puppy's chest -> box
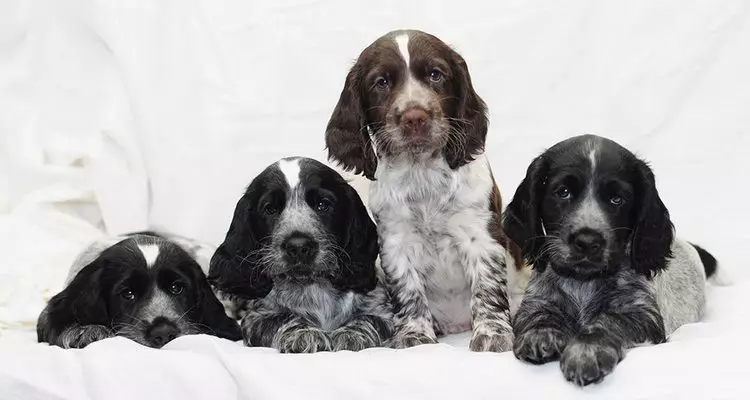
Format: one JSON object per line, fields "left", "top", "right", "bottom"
{"left": 270, "top": 282, "right": 356, "bottom": 331}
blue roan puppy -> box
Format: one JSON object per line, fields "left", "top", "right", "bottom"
{"left": 37, "top": 233, "right": 241, "bottom": 348}
{"left": 503, "top": 134, "right": 717, "bottom": 386}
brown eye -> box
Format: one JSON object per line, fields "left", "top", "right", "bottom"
{"left": 610, "top": 196, "right": 624, "bottom": 206}
{"left": 374, "top": 76, "right": 389, "bottom": 90}
{"left": 120, "top": 289, "right": 136, "bottom": 301}
{"left": 555, "top": 186, "right": 571, "bottom": 199}
{"left": 315, "top": 198, "right": 334, "bottom": 213}
{"left": 429, "top": 69, "right": 443, "bottom": 82}
{"left": 262, "top": 204, "right": 278, "bottom": 215}
{"left": 168, "top": 282, "right": 184, "bottom": 295}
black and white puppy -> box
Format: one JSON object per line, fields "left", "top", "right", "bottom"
{"left": 209, "top": 157, "right": 393, "bottom": 353}
{"left": 325, "top": 29, "right": 522, "bottom": 351}
{"left": 504, "top": 134, "right": 716, "bottom": 386}
{"left": 37, "top": 233, "right": 241, "bottom": 349}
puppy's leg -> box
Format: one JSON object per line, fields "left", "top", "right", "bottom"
{"left": 560, "top": 284, "right": 665, "bottom": 386}
{"left": 241, "top": 300, "right": 331, "bottom": 353}
{"left": 56, "top": 324, "right": 113, "bottom": 348}
{"left": 331, "top": 314, "right": 393, "bottom": 351}
{"left": 512, "top": 284, "right": 576, "bottom": 364}
{"left": 466, "top": 251, "right": 514, "bottom": 352}
{"left": 384, "top": 261, "right": 437, "bottom": 348}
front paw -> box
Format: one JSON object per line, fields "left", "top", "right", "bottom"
{"left": 560, "top": 340, "right": 622, "bottom": 386}
{"left": 470, "top": 330, "right": 513, "bottom": 353}
{"left": 59, "top": 325, "right": 113, "bottom": 349}
{"left": 331, "top": 328, "right": 377, "bottom": 351}
{"left": 514, "top": 328, "right": 569, "bottom": 364}
{"left": 390, "top": 332, "right": 437, "bottom": 349}
{"left": 275, "top": 327, "right": 331, "bottom": 354}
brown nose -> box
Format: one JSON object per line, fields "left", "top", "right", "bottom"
{"left": 400, "top": 108, "right": 430, "bottom": 136}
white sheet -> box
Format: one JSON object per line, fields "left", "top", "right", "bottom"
{"left": 1, "top": 0, "right": 749, "bottom": 398}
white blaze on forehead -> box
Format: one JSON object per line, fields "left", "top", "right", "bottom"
{"left": 137, "top": 244, "right": 160, "bottom": 268}
{"left": 589, "top": 149, "right": 597, "bottom": 172}
{"left": 278, "top": 158, "right": 301, "bottom": 189}
{"left": 395, "top": 34, "right": 410, "bottom": 68}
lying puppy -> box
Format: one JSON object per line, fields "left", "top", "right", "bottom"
{"left": 325, "top": 29, "right": 521, "bottom": 351}
{"left": 37, "top": 233, "right": 241, "bottom": 348}
{"left": 209, "top": 157, "right": 393, "bottom": 353}
{"left": 504, "top": 134, "right": 716, "bottom": 386}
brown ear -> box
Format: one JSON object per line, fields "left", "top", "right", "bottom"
{"left": 444, "top": 50, "right": 488, "bottom": 170}
{"left": 325, "top": 63, "right": 377, "bottom": 180}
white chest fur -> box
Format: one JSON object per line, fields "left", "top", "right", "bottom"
{"left": 370, "top": 155, "right": 500, "bottom": 334}
{"left": 268, "top": 281, "right": 356, "bottom": 331}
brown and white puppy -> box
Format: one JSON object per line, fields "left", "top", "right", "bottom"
{"left": 326, "top": 29, "right": 522, "bottom": 351}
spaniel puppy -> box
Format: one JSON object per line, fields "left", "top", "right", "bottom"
{"left": 504, "top": 134, "right": 716, "bottom": 386}
{"left": 209, "top": 157, "right": 393, "bottom": 353}
{"left": 325, "top": 29, "right": 521, "bottom": 351}
{"left": 37, "top": 233, "right": 241, "bottom": 349}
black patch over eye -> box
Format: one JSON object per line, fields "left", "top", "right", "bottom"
{"left": 167, "top": 281, "right": 184, "bottom": 295}
{"left": 120, "top": 288, "right": 136, "bottom": 301}
{"left": 374, "top": 76, "right": 389, "bottom": 90}
{"left": 429, "top": 69, "right": 443, "bottom": 82}
{"left": 555, "top": 186, "right": 571, "bottom": 199}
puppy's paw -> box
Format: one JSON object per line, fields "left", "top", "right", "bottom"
{"left": 560, "top": 340, "right": 622, "bottom": 386}
{"left": 469, "top": 331, "right": 513, "bottom": 353}
{"left": 276, "top": 327, "right": 331, "bottom": 354}
{"left": 60, "top": 325, "right": 113, "bottom": 349}
{"left": 513, "top": 328, "right": 569, "bottom": 364}
{"left": 390, "top": 332, "right": 437, "bottom": 349}
{"left": 331, "top": 328, "right": 376, "bottom": 352}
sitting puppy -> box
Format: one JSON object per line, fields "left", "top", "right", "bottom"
{"left": 37, "top": 233, "right": 242, "bottom": 348}
{"left": 504, "top": 134, "right": 716, "bottom": 386}
{"left": 209, "top": 157, "right": 393, "bottom": 353}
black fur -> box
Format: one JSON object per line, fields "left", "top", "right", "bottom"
{"left": 691, "top": 243, "right": 718, "bottom": 278}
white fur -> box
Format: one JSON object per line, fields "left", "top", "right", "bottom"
{"left": 395, "top": 34, "right": 410, "bottom": 68}
{"left": 278, "top": 158, "right": 301, "bottom": 189}
{"left": 392, "top": 33, "right": 433, "bottom": 115}
{"left": 137, "top": 244, "right": 160, "bottom": 268}
{"left": 139, "top": 288, "right": 180, "bottom": 323}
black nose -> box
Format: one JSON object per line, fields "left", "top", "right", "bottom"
{"left": 281, "top": 234, "right": 318, "bottom": 263}
{"left": 569, "top": 229, "right": 605, "bottom": 256}
{"left": 146, "top": 319, "right": 180, "bottom": 348}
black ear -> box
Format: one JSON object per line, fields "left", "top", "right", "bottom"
{"left": 325, "top": 63, "right": 378, "bottom": 180}
{"left": 631, "top": 159, "right": 674, "bottom": 277}
{"left": 37, "top": 262, "right": 109, "bottom": 344}
{"left": 191, "top": 268, "right": 242, "bottom": 341}
{"left": 502, "top": 155, "right": 549, "bottom": 267}
{"left": 444, "top": 50, "right": 489, "bottom": 170}
{"left": 208, "top": 195, "right": 273, "bottom": 299}
{"left": 331, "top": 185, "right": 378, "bottom": 293}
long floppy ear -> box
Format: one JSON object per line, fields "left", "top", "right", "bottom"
{"left": 444, "top": 50, "right": 489, "bottom": 170}
{"left": 37, "top": 262, "right": 109, "bottom": 344}
{"left": 208, "top": 195, "right": 273, "bottom": 299}
{"left": 331, "top": 185, "right": 378, "bottom": 293}
{"left": 502, "top": 155, "right": 549, "bottom": 267}
{"left": 631, "top": 159, "right": 674, "bottom": 277}
{"left": 325, "top": 63, "right": 378, "bottom": 180}
{"left": 188, "top": 265, "right": 242, "bottom": 341}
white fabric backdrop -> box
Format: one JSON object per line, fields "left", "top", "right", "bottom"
{"left": 1, "top": 0, "right": 749, "bottom": 398}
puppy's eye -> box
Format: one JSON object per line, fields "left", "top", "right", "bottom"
{"left": 167, "top": 282, "right": 184, "bottom": 295}
{"left": 315, "top": 198, "right": 334, "bottom": 213}
{"left": 374, "top": 76, "right": 389, "bottom": 90}
{"left": 554, "top": 186, "right": 571, "bottom": 199}
{"left": 610, "top": 196, "right": 624, "bottom": 206}
{"left": 120, "top": 289, "right": 136, "bottom": 301}
{"left": 429, "top": 69, "right": 443, "bottom": 82}
{"left": 262, "top": 204, "right": 278, "bottom": 215}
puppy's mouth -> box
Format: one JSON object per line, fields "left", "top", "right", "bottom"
{"left": 274, "top": 268, "right": 329, "bottom": 282}
{"left": 551, "top": 256, "right": 610, "bottom": 280}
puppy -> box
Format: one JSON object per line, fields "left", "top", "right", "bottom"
{"left": 209, "top": 157, "right": 393, "bottom": 353}
{"left": 37, "top": 233, "right": 241, "bottom": 348}
{"left": 504, "top": 134, "right": 716, "bottom": 386}
{"left": 325, "top": 29, "right": 521, "bottom": 351}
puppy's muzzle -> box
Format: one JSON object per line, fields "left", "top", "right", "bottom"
{"left": 569, "top": 228, "right": 605, "bottom": 259}
{"left": 281, "top": 233, "right": 319, "bottom": 264}
{"left": 145, "top": 317, "right": 181, "bottom": 348}
{"left": 399, "top": 107, "right": 431, "bottom": 138}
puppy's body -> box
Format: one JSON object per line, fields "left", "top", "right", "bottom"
{"left": 505, "top": 134, "right": 713, "bottom": 386}
{"left": 37, "top": 233, "right": 241, "bottom": 349}
{"left": 210, "top": 157, "right": 393, "bottom": 353}
{"left": 326, "top": 30, "right": 520, "bottom": 351}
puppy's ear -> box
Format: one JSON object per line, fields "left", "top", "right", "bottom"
{"left": 502, "top": 155, "right": 549, "bottom": 266}
{"left": 208, "top": 195, "right": 273, "bottom": 299}
{"left": 631, "top": 160, "right": 674, "bottom": 277}
{"left": 37, "top": 262, "right": 109, "bottom": 344}
{"left": 325, "top": 63, "right": 378, "bottom": 180}
{"left": 189, "top": 266, "right": 242, "bottom": 341}
{"left": 332, "top": 185, "right": 378, "bottom": 293}
{"left": 444, "top": 50, "right": 489, "bottom": 170}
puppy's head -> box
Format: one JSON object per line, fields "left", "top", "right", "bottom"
{"left": 40, "top": 235, "right": 241, "bottom": 348}
{"left": 209, "top": 157, "right": 378, "bottom": 297}
{"left": 325, "top": 29, "right": 488, "bottom": 179}
{"left": 503, "top": 135, "right": 674, "bottom": 279}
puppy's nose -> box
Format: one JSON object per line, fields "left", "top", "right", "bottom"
{"left": 281, "top": 234, "right": 318, "bottom": 263}
{"left": 146, "top": 318, "right": 180, "bottom": 348}
{"left": 570, "top": 229, "right": 605, "bottom": 256}
{"left": 400, "top": 108, "right": 430, "bottom": 136}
